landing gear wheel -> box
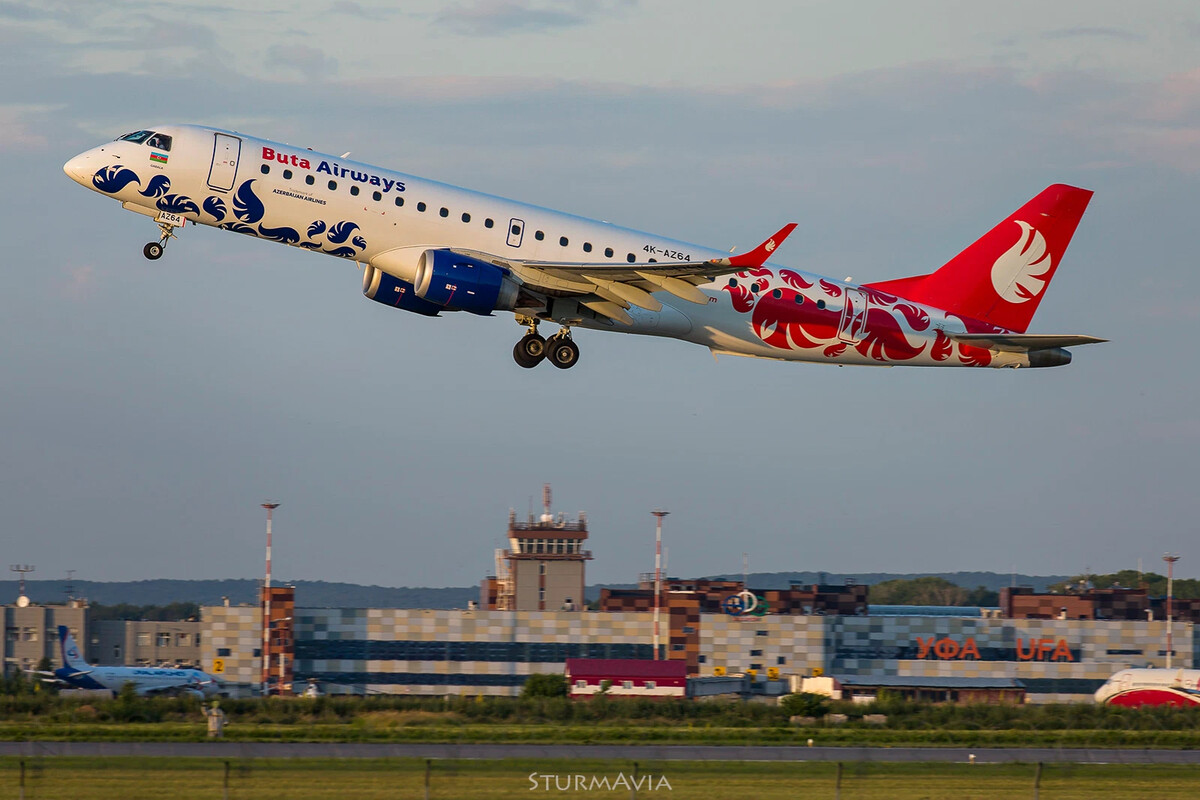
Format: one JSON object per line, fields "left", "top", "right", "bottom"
{"left": 547, "top": 336, "right": 580, "bottom": 370}
{"left": 143, "top": 242, "right": 164, "bottom": 260}
{"left": 513, "top": 334, "right": 547, "bottom": 368}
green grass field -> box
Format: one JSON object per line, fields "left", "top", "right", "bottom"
{"left": 1, "top": 757, "right": 1199, "bottom": 800}
{"left": 4, "top": 720, "right": 1200, "bottom": 749}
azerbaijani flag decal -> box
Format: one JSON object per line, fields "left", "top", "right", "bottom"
{"left": 150, "top": 151, "right": 168, "bottom": 164}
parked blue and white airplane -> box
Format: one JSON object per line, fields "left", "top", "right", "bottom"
{"left": 34, "top": 626, "right": 219, "bottom": 698}
{"left": 63, "top": 125, "right": 1103, "bottom": 370}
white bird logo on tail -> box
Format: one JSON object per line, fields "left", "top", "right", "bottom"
{"left": 991, "top": 220, "right": 1051, "bottom": 303}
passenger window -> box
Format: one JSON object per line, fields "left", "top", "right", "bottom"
{"left": 395, "top": 197, "right": 404, "bottom": 207}
{"left": 440, "top": 207, "right": 449, "bottom": 218}
{"left": 560, "top": 236, "right": 569, "bottom": 247}
{"left": 328, "top": 180, "right": 337, "bottom": 190}
{"left": 817, "top": 299, "right": 826, "bottom": 309}
{"left": 462, "top": 212, "right": 470, "bottom": 223}
{"left": 583, "top": 243, "right": 592, "bottom": 253}
{"left": 728, "top": 278, "right": 738, "bottom": 287}
{"left": 484, "top": 218, "right": 494, "bottom": 228}
{"left": 283, "top": 169, "right": 293, "bottom": 180}
{"left": 260, "top": 164, "right": 270, "bottom": 175}
{"left": 512, "top": 224, "right": 522, "bottom": 236}
{"left": 535, "top": 231, "right": 545, "bottom": 241}
{"left": 350, "top": 185, "right": 360, "bottom": 196}
{"left": 604, "top": 247, "right": 613, "bottom": 258}
{"left": 794, "top": 295, "right": 804, "bottom": 304}
{"left": 772, "top": 289, "right": 782, "bottom": 299}
{"left": 372, "top": 191, "right": 382, "bottom": 201}
{"left": 305, "top": 175, "right": 315, "bottom": 186}
{"left": 626, "top": 253, "right": 636, "bottom": 263}
{"left": 417, "top": 202, "right": 427, "bottom": 212}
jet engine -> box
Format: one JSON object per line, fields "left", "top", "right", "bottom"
{"left": 413, "top": 249, "right": 520, "bottom": 315}
{"left": 362, "top": 263, "right": 444, "bottom": 316}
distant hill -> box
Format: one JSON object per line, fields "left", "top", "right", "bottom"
{"left": 0, "top": 580, "right": 479, "bottom": 609}
{"left": 702, "top": 571, "right": 1071, "bottom": 593}
{"left": 1, "top": 571, "right": 1068, "bottom": 610}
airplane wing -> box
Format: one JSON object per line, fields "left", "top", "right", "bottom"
{"left": 451, "top": 223, "right": 798, "bottom": 325}
{"left": 945, "top": 333, "right": 1108, "bottom": 352}
{"left": 137, "top": 679, "right": 212, "bottom": 696}
{"left": 27, "top": 668, "right": 91, "bottom": 681}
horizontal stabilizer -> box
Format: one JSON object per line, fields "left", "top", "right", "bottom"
{"left": 946, "top": 332, "right": 1107, "bottom": 352}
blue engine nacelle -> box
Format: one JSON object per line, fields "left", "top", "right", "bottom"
{"left": 362, "top": 264, "right": 444, "bottom": 316}
{"left": 413, "top": 249, "right": 520, "bottom": 315}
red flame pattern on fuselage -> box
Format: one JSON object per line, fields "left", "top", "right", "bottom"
{"left": 723, "top": 269, "right": 957, "bottom": 364}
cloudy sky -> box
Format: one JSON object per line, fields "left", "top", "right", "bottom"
{"left": 2, "top": 1, "right": 1199, "bottom": 589}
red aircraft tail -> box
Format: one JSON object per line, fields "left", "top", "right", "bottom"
{"left": 865, "top": 184, "right": 1093, "bottom": 333}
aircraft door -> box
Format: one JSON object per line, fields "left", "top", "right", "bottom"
{"left": 506, "top": 218, "right": 525, "bottom": 248}
{"left": 838, "top": 288, "right": 869, "bottom": 343}
{"left": 207, "top": 133, "right": 242, "bottom": 192}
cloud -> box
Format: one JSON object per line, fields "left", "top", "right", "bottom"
{"left": 64, "top": 265, "right": 96, "bottom": 300}
{"left": 0, "top": 103, "right": 60, "bottom": 150}
{"left": 1042, "top": 26, "right": 1145, "bottom": 43}
{"left": 434, "top": 0, "right": 631, "bottom": 36}
{"left": 265, "top": 43, "right": 339, "bottom": 82}
{"left": 0, "top": 1, "right": 53, "bottom": 20}
{"left": 330, "top": 1, "right": 389, "bottom": 19}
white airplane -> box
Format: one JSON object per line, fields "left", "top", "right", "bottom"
{"left": 35, "top": 625, "right": 220, "bottom": 698}
{"left": 63, "top": 125, "right": 1104, "bottom": 370}
{"left": 1094, "top": 668, "right": 1200, "bottom": 707}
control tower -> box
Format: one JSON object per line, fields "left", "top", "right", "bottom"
{"left": 487, "top": 485, "right": 592, "bottom": 611}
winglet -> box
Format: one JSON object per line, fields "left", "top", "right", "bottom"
{"left": 709, "top": 223, "right": 798, "bottom": 269}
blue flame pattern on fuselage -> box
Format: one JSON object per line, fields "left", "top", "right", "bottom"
{"left": 89, "top": 166, "right": 368, "bottom": 260}
{"left": 92, "top": 166, "right": 141, "bottom": 194}
{"left": 327, "top": 221, "right": 360, "bottom": 245}
{"left": 233, "top": 179, "right": 265, "bottom": 223}
{"left": 257, "top": 223, "right": 301, "bottom": 244}
{"left": 140, "top": 174, "right": 171, "bottom": 198}
{"left": 157, "top": 194, "right": 200, "bottom": 215}
{"left": 203, "top": 196, "right": 227, "bottom": 222}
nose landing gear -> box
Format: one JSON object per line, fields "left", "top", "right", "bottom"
{"left": 143, "top": 215, "right": 184, "bottom": 261}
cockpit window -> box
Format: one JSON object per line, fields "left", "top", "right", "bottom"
{"left": 118, "top": 131, "right": 153, "bottom": 143}
{"left": 145, "top": 133, "right": 172, "bottom": 151}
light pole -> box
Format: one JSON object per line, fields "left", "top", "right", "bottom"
{"left": 652, "top": 510, "right": 669, "bottom": 661}
{"left": 261, "top": 502, "right": 279, "bottom": 696}
{"left": 1164, "top": 553, "right": 1180, "bottom": 669}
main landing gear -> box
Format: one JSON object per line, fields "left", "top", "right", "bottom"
{"left": 143, "top": 218, "right": 182, "bottom": 261}
{"left": 513, "top": 319, "right": 580, "bottom": 370}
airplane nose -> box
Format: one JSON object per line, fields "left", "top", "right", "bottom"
{"left": 63, "top": 152, "right": 91, "bottom": 184}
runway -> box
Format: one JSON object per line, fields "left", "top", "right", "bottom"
{"left": 1, "top": 742, "right": 1197, "bottom": 764}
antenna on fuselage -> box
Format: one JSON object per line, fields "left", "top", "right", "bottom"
{"left": 340, "top": 152, "right": 351, "bottom": 158}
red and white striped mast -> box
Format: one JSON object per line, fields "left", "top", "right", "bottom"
{"left": 1164, "top": 553, "right": 1180, "bottom": 669}
{"left": 652, "top": 510, "right": 669, "bottom": 660}
{"left": 261, "top": 502, "right": 279, "bottom": 696}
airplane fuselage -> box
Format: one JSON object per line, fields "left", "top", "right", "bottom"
{"left": 63, "top": 124, "right": 1081, "bottom": 369}
{"left": 57, "top": 664, "right": 219, "bottom": 697}
{"left": 1095, "top": 668, "right": 1200, "bottom": 707}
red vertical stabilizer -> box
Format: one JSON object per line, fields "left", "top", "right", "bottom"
{"left": 864, "top": 184, "right": 1092, "bottom": 332}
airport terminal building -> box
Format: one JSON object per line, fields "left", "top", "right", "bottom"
{"left": 7, "top": 494, "right": 1194, "bottom": 703}
{"left": 194, "top": 599, "right": 1195, "bottom": 702}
